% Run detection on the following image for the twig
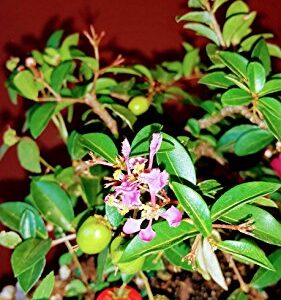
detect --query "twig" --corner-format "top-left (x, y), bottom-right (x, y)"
top-left (195, 142), bottom-right (226, 165)
top-left (51, 233), bottom-right (76, 247)
top-left (213, 220), bottom-right (255, 236)
top-left (40, 157), bottom-right (55, 172)
top-left (139, 271), bottom-right (154, 300)
top-left (183, 234), bottom-right (202, 267)
top-left (225, 254), bottom-right (249, 293)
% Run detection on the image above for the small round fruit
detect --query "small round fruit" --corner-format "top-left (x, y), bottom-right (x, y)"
top-left (110, 236), bottom-right (145, 275)
top-left (128, 96), bottom-right (149, 116)
top-left (77, 216), bottom-right (112, 254)
top-left (96, 286), bottom-right (142, 300)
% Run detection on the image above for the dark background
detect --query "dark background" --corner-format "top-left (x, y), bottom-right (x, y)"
top-left (0, 0), bottom-right (280, 285)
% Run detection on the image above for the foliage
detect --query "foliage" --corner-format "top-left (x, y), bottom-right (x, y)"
top-left (1, 0), bottom-right (281, 298)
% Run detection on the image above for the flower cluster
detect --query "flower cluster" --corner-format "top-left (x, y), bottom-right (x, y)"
top-left (105, 133), bottom-right (182, 242)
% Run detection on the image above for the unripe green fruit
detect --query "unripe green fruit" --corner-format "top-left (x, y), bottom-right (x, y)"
top-left (128, 96), bottom-right (150, 116)
top-left (77, 216), bottom-right (112, 254)
top-left (110, 236), bottom-right (145, 275)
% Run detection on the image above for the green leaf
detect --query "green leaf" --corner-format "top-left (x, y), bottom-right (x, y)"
top-left (219, 51), bottom-right (248, 78)
top-left (12, 238), bottom-right (51, 276)
top-left (13, 70), bottom-right (38, 100)
top-left (60, 33), bottom-right (79, 60)
top-left (251, 39), bottom-right (271, 75)
top-left (177, 11), bottom-right (211, 24)
top-left (104, 66), bottom-right (141, 76)
top-left (199, 72), bottom-right (233, 89)
top-left (95, 78), bottom-right (117, 93)
top-left (226, 0), bottom-right (249, 17)
top-left (81, 133), bottom-right (118, 163)
top-left (0, 231), bottom-right (22, 249)
top-left (227, 289), bottom-right (247, 300)
top-left (0, 202), bottom-right (48, 239)
top-left (3, 128), bottom-right (19, 146)
top-left (32, 271), bottom-right (55, 300)
top-left (65, 279), bottom-right (87, 297)
top-left (18, 259), bottom-right (45, 294)
top-left (105, 204), bottom-right (124, 227)
top-left (217, 125), bottom-right (257, 152)
top-left (223, 14), bottom-right (248, 47)
top-left (213, 0), bottom-right (229, 12)
top-left (133, 64), bottom-right (153, 81)
top-left (143, 254), bottom-right (165, 271)
top-left (182, 49), bottom-right (200, 77)
top-left (51, 61), bottom-right (73, 92)
top-left (184, 23), bottom-right (220, 45)
top-left (106, 104), bottom-right (137, 130)
top-left (258, 97), bottom-right (281, 140)
top-left (120, 221), bottom-right (197, 263)
top-left (251, 249), bottom-right (281, 288)
top-left (17, 137), bottom-right (41, 173)
top-left (131, 124), bottom-right (174, 156)
top-left (234, 128), bottom-right (274, 156)
top-left (240, 33), bottom-right (273, 52)
top-left (211, 181), bottom-right (281, 220)
top-left (221, 204), bottom-right (281, 246)
top-left (28, 103), bottom-right (57, 138)
top-left (247, 62), bottom-right (266, 93)
top-left (260, 79), bottom-right (281, 96)
top-left (218, 239), bottom-right (274, 270)
top-left (164, 243), bottom-right (192, 271)
top-left (171, 182), bottom-right (212, 237)
top-left (19, 209), bottom-right (37, 239)
top-left (221, 88), bottom-right (251, 106)
top-left (47, 30), bottom-right (64, 48)
top-left (267, 43), bottom-right (281, 58)
top-left (67, 131), bottom-right (88, 160)
top-left (157, 133), bottom-right (196, 185)
top-left (31, 180), bottom-right (75, 231)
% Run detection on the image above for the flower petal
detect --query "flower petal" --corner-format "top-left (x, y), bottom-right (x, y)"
top-left (148, 133), bottom-right (162, 169)
top-left (140, 169), bottom-right (169, 194)
top-left (138, 221), bottom-right (156, 242)
top-left (123, 218), bottom-right (143, 234)
top-left (161, 205), bottom-right (182, 227)
top-left (121, 138), bottom-right (131, 159)
top-left (271, 154), bottom-right (281, 178)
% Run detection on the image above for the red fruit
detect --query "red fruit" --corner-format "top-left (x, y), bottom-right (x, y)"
top-left (96, 286), bottom-right (142, 300)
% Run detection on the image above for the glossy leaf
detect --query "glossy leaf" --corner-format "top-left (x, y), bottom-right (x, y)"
top-left (157, 133), bottom-right (196, 184)
top-left (105, 204), bottom-right (124, 227)
top-left (177, 11), bottom-right (211, 24)
top-left (0, 231), bottom-right (22, 249)
top-left (120, 221), bottom-right (197, 263)
top-left (251, 249), bottom-right (281, 288)
top-left (19, 209), bottom-right (37, 239)
top-left (219, 51), bottom-right (248, 79)
top-left (28, 103), bottom-right (57, 138)
top-left (226, 0), bottom-right (249, 17)
top-left (202, 238), bottom-right (228, 290)
top-left (164, 243), bottom-right (192, 271)
top-left (234, 128), bottom-right (274, 156)
top-left (211, 181), bottom-right (281, 220)
top-left (217, 125), bottom-right (257, 152)
top-left (217, 239), bottom-right (274, 271)
top-left (258, 97), bottom-right (281, 140)
top-left (182, 48), bottom-right (199, 77)
top-left (251, 38), bottom-right (271, 75)
top-left (199, 72), bottom-right (233, 89)
top-left (133, 64), bottom-right (153, 81)
top-left (130, 124), bottom-right (174, 156)
top-left (247, 62), bottom-right (266, 93)
top-left (221, 88), bottom-right (251, 106)
top-left (46, 30), bottom-right (64, 48)
top-left (184, 23), bottom-right (220, 45)
top-left (51, 61), bottom-right (73, 92)
top-left (12, 238), bottom-right (51, 276)
top-left (260, 79), bottom-right (281, 96)
top-left (18, 259), bottom-right (46, 293)
top-left (95, 78), bottom-right (117, 93)
top-left (81, 133), bottom-right (118, 163)
top-left (221, 204), bottom-right (281, 246)
top-left (60, 33), bottom-right (79, 60)
top-left (32, 271), bottom-right (55, 300)
top-left (171, 182), bottom-right (212, 237)
top-left (0, 202), bottom-right (48, 239)
top-left (31, 180), bottom-right (75, 231)
top-left (67, 131), bottom-right (88, 160)
top-left (13, 70), bottom-right (38, 100)
top-left (106, 104), bottom-right (137, 130)
top-left (17, 137), bottom-right (41, 173)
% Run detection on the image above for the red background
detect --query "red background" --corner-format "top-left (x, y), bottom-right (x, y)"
top-left (0, 0), bottom-right (280, 285)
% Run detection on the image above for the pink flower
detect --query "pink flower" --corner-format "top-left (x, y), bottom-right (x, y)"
top-left (148, 133), bottom-right (162, 170)
top-left (161, 205), bottom-right (182, 227)
top-left (129, 157), bottom-right (147, 169)
top-left (122, 138), bottom-right (131, 174)
top-left (115, 181), bottom-right (141, 207)
top-left (271, 154), bottom-right (281, 178)
top-left (123, 218), bottom-right (156, 242)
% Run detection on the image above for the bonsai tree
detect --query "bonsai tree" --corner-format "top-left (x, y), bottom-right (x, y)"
top-left (1, 0), bottom-right (281, 299)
